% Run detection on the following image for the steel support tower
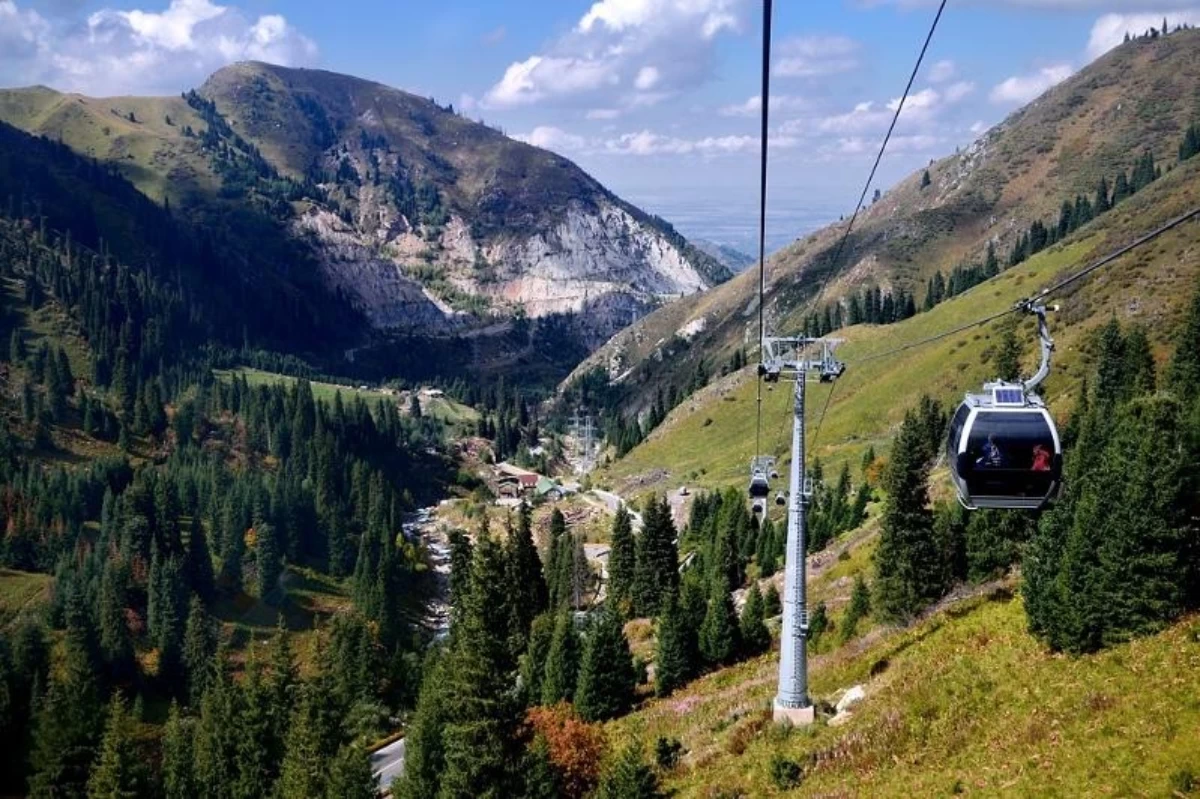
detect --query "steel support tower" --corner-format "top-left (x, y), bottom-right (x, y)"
top-left (760, 337), bottom-right (844, 726)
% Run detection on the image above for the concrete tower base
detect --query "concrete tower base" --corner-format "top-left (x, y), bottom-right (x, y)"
top-left (773, 701), bottom-right (815, 727)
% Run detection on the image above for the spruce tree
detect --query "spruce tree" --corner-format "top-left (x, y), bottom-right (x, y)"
top-left (632, 496), bottom-right (679, 616)
top-left (993, 320), bottom-right (1022, 382)
top-left (698, 574), bottom-right (739, 667)
top-left (607, 506), bottom-right (636, 615)
top-left (595, 743), bottom-right (665, 799)
top-left (654, 592), bottom-right (694, 697)
top-left (438, 535), bottom-right (525, 798)
top-left (965, 511), bottom-right (1035, 583)
top-left (87, 694), bottom-right (147, 799)
top-left (397, 652), bottom-right (449, 799)
top-left (325, 744), bottom-right (377, 799)
top-left (183, 595), bottom-right (218, 706)
top-left (541, 608), bottom-right (581, 706)
top-left (506, 502), bottom-right (548, 642)
top-left (1166, 283), bottom-right (1200, 396)
top-left (763, 582), bottom-right (782, 618)
top-left (277, 654), bottom-right (342, 799)
top-left (874, 407), bottom-right (943, 621)
top-left (575, 610), bottom-right (637, 722)
top-left (739, 582), bottom-right (770, 655)
top-left (28, 629), bottom-right (104, 799)
top-left (520, 613), bottom-right (555, 707)
top-left (840, 575), bottom-right (872, 643)
top-left (160, 703), bottom-right (195, 799)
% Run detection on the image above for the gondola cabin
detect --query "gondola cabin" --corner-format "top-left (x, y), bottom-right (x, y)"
top-left (946, 383), bottom-right (1061, 510)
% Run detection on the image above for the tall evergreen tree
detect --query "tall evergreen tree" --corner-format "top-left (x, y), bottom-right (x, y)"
top-left (607, 506), bottom-right (636, 615)
top-left (574, 610), bottom-right (637, 722)
top-left (541, 608), bottom-right (581, 706)
top-left (506, 502), bottom-right (548, 643)
top-left (632, 496), bottom-right (678, 616)
top-left (840, 575), bottom-right (872, 643)
top-left (595, 743), bottom-right (665, 799)
top-left (325, 744), bottom-right (377, 799)
top-left (396, 652), bottom-right (449, 799)
top-left (874, 406), bottom-right (945, 622)
top-left (653, 592), bottom-right (694, 697)
top-left (739, 582), bottom-right (770, 655)
top-left (182, 595), bottom-right (218, 706)
top-left (697, 573), bottom-right (739, 667)
top-left (87, 694), bottom-right (147, 799)
top-left (160, 704), bottom-right (195, 799)
top-left (28, 627), bottom-right (104, 799)
top-left (438, 535), bottom-right (525, 798)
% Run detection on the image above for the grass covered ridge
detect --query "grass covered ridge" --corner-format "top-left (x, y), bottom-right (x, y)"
top-left (613, 591), bottom-right (1200, 797)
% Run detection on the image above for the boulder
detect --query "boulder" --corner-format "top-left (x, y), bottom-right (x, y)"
top-left (835, 685), bottom-right (866, 714)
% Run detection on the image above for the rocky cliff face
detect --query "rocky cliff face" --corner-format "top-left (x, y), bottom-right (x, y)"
top-left (196, 61), bottom-right (727, 341)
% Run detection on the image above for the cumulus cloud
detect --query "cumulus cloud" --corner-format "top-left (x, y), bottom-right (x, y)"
top-left (835, 133), bottom-right (940, 155)
top-left (928, 59), bottom-right (956, 83)
top-left (943, 80), bottom-right (976, 102)
top-left (717, 93), bottom-right (808, 117)
top-left (1086, 10), bottom-right (1200, 58)
top-left (989, 64), bottom-right (1074, 104)
top-left (773, 35), bottom-right (859, 78)
top-left (483, 0), bottom-right (746, 110)
top-left (601, 129), bottom-right (799, 156)
top-left (514, 125), bottom-right (589, 152)
top-left (0, 0), bottom-right (316, 95)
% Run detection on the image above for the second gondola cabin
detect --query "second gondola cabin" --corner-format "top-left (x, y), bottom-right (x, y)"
top-left (946, 383), bottom-right (1062, 510)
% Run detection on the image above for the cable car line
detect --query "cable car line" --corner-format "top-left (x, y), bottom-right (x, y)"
top-left (851, 203), bottom-right (1200, 366)
top-left (804, 0), bottom-right (949, 457)
top-left (753, 0), bottom-right (774, 467)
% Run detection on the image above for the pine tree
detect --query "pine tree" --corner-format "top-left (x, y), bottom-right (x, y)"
top-left (506, 502), bottom-right (548, 642)
top-left (396, 652), bottom-right (449, 799)
top-left (840, 575), bottom-right (872, 643)
top-left (541, 608), bottom-right (581, 706)
top-left (966, 510), bottom-right (1035, 583)
top-left (28, 628), bottom-right (103, 798)
top-left (595, 743), bottom-right (665, 799)
top-left (808, 602), bottom-right (830, 647)
top-left (276, 654), bottom-right (342, 799)
top-left (632, 496), bottom-right (679, 616)
top-left (87, 694), bottom-right (147, 799)
top-left (325, 744), bottom-right (377, 799)
top-left (575, 610), bottom-right (637, 722)
top-left (654, 592), bottom-right (694, 697)
top-left (160, 704), bottom-right (195, 799)
top-left (763, 583), bottom-right (782, 618)
top-left (739, 582), bottom-right (770, 655)
top-left (993, 320), bottom-right (1022, 382)
top-left (874, 406), bottom-right (944, 622)
top-left (183, 595), bottom-right (218, 706)
top-left (520, 613), bottom-right (555, 706)
top-left (607, 506), bottom-right (636, 615)
top-left (255, 520), bottom-right (283, 601)
top-left (698, 573), bottom-right (739, 667)
top-left (438, 534), bottom-right (525, 798)
top-left (1167, 283), bottom-right (1200, 396)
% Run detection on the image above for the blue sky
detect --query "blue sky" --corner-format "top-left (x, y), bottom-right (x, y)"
top-left (3, 0), bottom-right (1198, 252)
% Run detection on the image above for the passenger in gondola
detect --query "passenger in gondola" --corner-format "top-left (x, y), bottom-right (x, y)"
top-left (1031, 444), bottom-right (1051, 472)
top-left (976, 434), bottom-right (1003, 468)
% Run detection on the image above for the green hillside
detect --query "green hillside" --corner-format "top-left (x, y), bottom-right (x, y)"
top-left (568, 28), bottom-right (1200, 421)
top-left (598, 150), bottom-right (1200, 499)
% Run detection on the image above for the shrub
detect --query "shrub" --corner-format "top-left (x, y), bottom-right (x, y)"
top-left (654, 736), bottom-right (683, 770)
top-left (769, 755), bottom-right (804, 790)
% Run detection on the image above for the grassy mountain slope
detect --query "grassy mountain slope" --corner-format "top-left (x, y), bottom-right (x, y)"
top-left (569, 29), bottom-right (1200, 419)
top-left (597, 150), bottom-right (1200, 498)
top-left (613, 582), bottom-right (1200, 796)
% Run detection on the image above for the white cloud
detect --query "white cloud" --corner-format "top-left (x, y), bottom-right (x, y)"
top-left (634, 65), bottom-right (660, 90)
top-left (514, 125), bottom-right (589, 152)
top-left (887, 86), bottom-right (939, 112)
top-left (484, 0), bottom-right (746, 110)
top-left (0, 0), bottom-right (316, 95)
top-left (835, 133), bottom-right (940, 155)
top-left (943, 80), bottom-right (976, 103)
top-left (928, 59), bottom-right (956, 83)
top-left (970, 120), bottom-right (988, 135)
top-left (989, 64), bottom-right (1074, 104)
top-left (774, 35), bottom-right (859, 78)
top-left (862, 0), bottom-right (1198, 8)
top-left (1086, 10), bottom-right (1200, 59)
top-left (586, 107), bottom-right (622, 119)
top-left (602, 129), bottom-right (799, 156)
top-left (717, 93), bottom-right (808, 117)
